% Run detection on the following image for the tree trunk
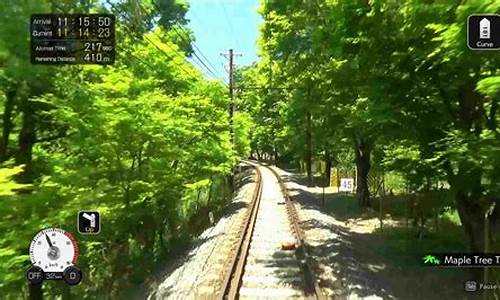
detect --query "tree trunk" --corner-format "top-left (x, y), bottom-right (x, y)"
top-left (28, 285), bottom-right (43, 300)
top-left (355, 140), bottom-right (372, 207)
top-left (450, 83), bottom-right (490, 255)
top-left (455, 191), bottom-right (485, 253)
top-left (61, 282), bottom-right (71, 300)
top-left (274, 145), bottom-right (279, 165)
top-left (1, 90), bottom-right (16, 162)
top-left (107, 241), bottom-right (129, 297)
top-left (305, 111), bottom-right (313, 187)
top-left (16, 97), bottom-right (36, 183)
top-left (446, 159), bottom-right (491, 258)
top-left (454, 190), bottom-right (489, 282)
top-left (337, 168), bottom-right (340, 189)
top-left (325, 150), bottom-right (332, 187)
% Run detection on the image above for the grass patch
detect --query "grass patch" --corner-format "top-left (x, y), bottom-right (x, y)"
top-left (322, 191), bottom-right (467, 269)
top-left (303, 181), bottom-right (500, 297)
top-left (322, 193), bottom-right (372, 221)
top-left (374, 195), bottom-right (409, 218)
top-left (374, 224), bottom-right (466, 268)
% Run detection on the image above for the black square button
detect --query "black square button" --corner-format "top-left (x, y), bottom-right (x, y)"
top-left (78, 211), bottom-right (100, 235)
top-left (468, 14), bottom-right (500, 50)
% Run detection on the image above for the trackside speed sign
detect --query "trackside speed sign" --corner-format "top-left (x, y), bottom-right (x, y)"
top-left (339, 178), bottom-right (354, 192)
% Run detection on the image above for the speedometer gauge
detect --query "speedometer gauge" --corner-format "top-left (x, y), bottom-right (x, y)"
top-left (29, 228), bottom-right (78, 272)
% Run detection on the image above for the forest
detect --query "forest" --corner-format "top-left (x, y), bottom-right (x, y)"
top-left (0, 0), bottom-right (499, 299)
top-left (237, 0), bottom-right (500, 254)
top-left (1, 0), bottom-right (248, 298)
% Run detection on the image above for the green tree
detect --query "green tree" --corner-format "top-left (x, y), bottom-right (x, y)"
top-left (0, 0), bottom-right (239, 298)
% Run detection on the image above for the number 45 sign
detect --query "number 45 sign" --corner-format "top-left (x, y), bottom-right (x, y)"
top-left (339, 178), bottom-right (354, 193)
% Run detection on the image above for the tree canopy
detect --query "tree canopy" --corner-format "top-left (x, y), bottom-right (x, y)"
top-left (238, 0), bottom-right (499, 253)
top-left (0, 0), bottom-right (245, 298)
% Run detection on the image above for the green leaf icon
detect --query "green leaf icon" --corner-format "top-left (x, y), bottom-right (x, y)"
top-left (423, 255), bottom-right (440, 265)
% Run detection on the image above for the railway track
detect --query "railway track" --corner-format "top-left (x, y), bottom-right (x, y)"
top-left (216, 161), bottom-right (325, 300)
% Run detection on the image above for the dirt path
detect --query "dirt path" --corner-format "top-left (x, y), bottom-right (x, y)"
top-left (271, 166), bottom-right (480, 300)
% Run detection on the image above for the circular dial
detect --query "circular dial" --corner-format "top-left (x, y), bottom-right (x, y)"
top-left (29, 228), bottom-right (78, 272)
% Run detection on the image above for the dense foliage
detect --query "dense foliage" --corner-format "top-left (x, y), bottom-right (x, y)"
top-left (1, 0), bottom-right (500, 298)
top-left (0, 0), bottom-right (245, 298)
top-left (238, 0), bottom-right (499, 253)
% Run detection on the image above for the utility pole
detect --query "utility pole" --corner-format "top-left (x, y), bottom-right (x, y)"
top-left (221, 49), bottom-right (241, 143)
top-left (221, 49), bottom-right (241, 192)
top-left (229, 48), bottom-right (234, 138)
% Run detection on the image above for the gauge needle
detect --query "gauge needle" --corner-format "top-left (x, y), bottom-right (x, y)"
top-left (45, 234), bottom-right (53, 248)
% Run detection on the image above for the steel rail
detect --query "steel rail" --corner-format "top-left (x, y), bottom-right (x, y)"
top-left (214, 161), bottom-right (263, 300)
top-left (216, 161), bottom-right (325, 300)
top-left (265, 164), bottom-right (327, 300)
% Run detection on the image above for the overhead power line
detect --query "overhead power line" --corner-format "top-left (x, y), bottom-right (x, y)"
top-left (107, 1), bottom-right (202, 83)
top-left (236, 86), bottom-right (306, 91)
top-left (171, 26), bottom-right (222, 80)
top-left (148, 2), bottom-right (227, 84)
top-left (186, 8), bottom-right (230, 84)
top-left (143, 34), bottom-right (201, 83)
top-left (115, 44), bottom-right (158, 71)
